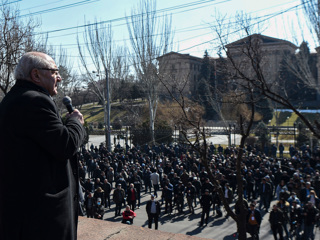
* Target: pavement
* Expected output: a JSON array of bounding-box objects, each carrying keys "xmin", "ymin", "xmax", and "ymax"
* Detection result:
[
  {"xmin": 86, "ymin": 135, "xmax": 320, "ymax": 239},
  {"xmin": 85, "ymin": 188, "xmax": 320, "ymax": 240}
]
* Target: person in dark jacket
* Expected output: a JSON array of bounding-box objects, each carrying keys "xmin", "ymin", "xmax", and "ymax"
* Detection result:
[
  {"xmin": 303, "ymin": 201, "xmax": 319, "ymax": 240},
  {"xmin": 259, "ymin": 178, "xmax": 272, "ymax": 212},
  {"xmin": 84, "ymin": 192, "xmax": 96, "ymax": 218},
  {"xmin": 94, "ymin": 198, "xmax": 104, "ymax": 220},
  {"xmin": 0, "ymin": 52, "xmax": 86, "ymax": 240},
  {"xmin": 247, "ymin": 202, "xmax": 262, "ymax": 240},
  {"xmin": 269, "ymin": 205, "xmax": 284, "ymax": 240},
  {"xmin": 200, "ymin": 189, "xmax": 213, "ymax": 226},
  {"xmin": 146, "ymin": 194, "xmax": 161, "ymax": 230},
  {"xmin": 127, "ymin": 183, "xmax": 137, "ymax": 211},
  {"xmin": 163, "ymin": 179, "xmax": 173, "ymax": 214},
  {"xmin": 102, "ymin": 179, "xmax": 112, "ymax": 209},
  {"xmin": 113, "ymin": 184, "xmax": 125, "ymax": 216},
  {"xmin": 185, "ymin": 182, "xmax": 196, "ymax": 214},
  {"xmin": 289, "ymin": 200, "xmax": 303, "ymax": 238}
]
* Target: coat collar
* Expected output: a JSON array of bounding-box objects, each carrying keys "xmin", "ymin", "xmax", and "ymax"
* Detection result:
[{"xmin": 14, "ymin": 79, "xmax": 51, "ymax": 97}]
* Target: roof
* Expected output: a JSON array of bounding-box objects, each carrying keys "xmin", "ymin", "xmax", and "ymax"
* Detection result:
[
  {"xmin": 157, "ymin": 51, "xmax": 202, "ymax": 62},
  {"xmin": 225, "ymin": 34, "xmax": 297, "ymax": 49}
]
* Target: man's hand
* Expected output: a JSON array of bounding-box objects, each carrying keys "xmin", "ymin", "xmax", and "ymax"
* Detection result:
[{"xmin": 67, "ymin": 109, "xmax": 84, "ymax": 125}]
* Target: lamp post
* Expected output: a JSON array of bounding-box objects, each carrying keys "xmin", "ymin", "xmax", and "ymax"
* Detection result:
[
  {"xmin": 92, "ymin": 70, "xmax": 111, "ymax": 152},
  {"xmin": 233, "ymin": 124, "xmax": 236, "ymax": 146},
  {"xmin": 293, "ymin": 122, "xmax": 296, "ymax": 148},
  {"xmin": 228, "ymin": 124, "xmax": 231, "ymax": 147},
  {"xmin": 174, "ymin": 125, "xmax": 177, "ymax": 144}
]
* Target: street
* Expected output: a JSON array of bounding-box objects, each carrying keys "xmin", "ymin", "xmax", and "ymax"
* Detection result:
[{"xmin": 92, "ymin": 190, "xmax": 319, "ymax": 240}]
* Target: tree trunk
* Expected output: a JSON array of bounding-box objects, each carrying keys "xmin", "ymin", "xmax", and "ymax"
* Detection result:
[{"xmin": 237, "ymin": 214, "xmax": 247, "ymax": 240}]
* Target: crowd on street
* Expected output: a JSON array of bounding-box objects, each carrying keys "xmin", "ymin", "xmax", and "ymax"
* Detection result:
[{"xmin": 78, "ymin": 142, "xmax": 320, "ymax": 239}]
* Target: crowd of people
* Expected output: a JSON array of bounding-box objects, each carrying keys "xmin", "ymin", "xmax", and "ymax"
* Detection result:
[{"xmin": 78, "ymin": 142, "xmax": 320, "ymax": 239}]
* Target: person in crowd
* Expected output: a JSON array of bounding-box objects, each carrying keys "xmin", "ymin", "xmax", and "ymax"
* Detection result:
[
  {"xmin": 300, "ymin": 182, "xmax": 314, "ymax": 204},
  {"xmin": 85, "ymin": 192, "xmax": 96, "ymax": 218},
  {"xmin": 185, "ymin": 182, "xmax": 196, "ymax": 214},
  {"xmin": 174, "ymin": 181, "xmax": 185, "ymax": 213},
  {"xmin": 146, "ymin": 194, "xmax": 161, "ymax": 230},
  {"xmin": 289, "ymin": 200, "xmax": 303, "ymax": 239},
  {"xmin": 94, "ymin": 187, "xmax": 105, "ymax": 207},
  {"xmin": 192, "ymin": 176, "xmax": 202, "ymax": 207},
  {"xmin": 303, "ymin": 201, "xmax": 319, "ymax": 240},
  {"xmin": 276, "ymin": 180, "xmax": 288, "ymax": 201},
  {"xmin": 269, "ymin": 204, "xmax": 285, "ymax": 240},
  {"xmin": 247, "ymin": 202, "xmax": 262, "ymax": 240},
  {"xmin": 200, "ymin": 189, "xmax": 212, "ymax": 227},
  {"xmin": 84, "ymin": 178, "xmax": 95, "ymax": 197},
  {"xmin": 144, "ymin": 168, "xmax": 152, "ymax": 194},
  {"xmin": 94, "ymin": 198, "xmax": 105, "ymax": 220},
  {"xmin": 306, "ymin": 190, "xmax": 320, "ymax": 209},
  {"xmin": 131, "ymin": 171, "xmax": 142, "ymax": 208},
  {"xmin": 122, "ymin": 205, "xmax": 136, "ymax": 225},
  {"xmin": 276, "ymin": 198, "xmax": 290, "ymax": 239},
  {"xmin": 127, "ymin": 183, "xmax": 137, "ymax": 211},
  {"xmin": 259, "ymin": 177, "xmax": 271, "ymax": 212},
  {"xmin": 102, "ymin": 179, "xmax": 112, "ymax": 209},
  {"xmin": 0, "ymin": 52, "xmax": 86, "ymax": 240},
  {"xmin": 163, "ymin": 179, "xmax": 174, "ymax": 215},
  {"xmin": 113, "ymin": 183, "xmax": 125, "ymax": 217},
  {"xmin": 150, "ymin": 170, "xmax": 160, "ymax": 198}
]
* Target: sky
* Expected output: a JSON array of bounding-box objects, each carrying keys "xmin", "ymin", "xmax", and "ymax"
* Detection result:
[{"xmin": 14, "ymin": 0, "xmax": 308, "ymax": 70}]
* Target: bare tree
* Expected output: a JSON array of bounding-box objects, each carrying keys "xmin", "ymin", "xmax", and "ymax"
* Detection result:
[
  {"xmin": 78, "ymin": 20, "xmax": 114, "ymax": 151},
  {"xmin": 110, "ymin": 46, "xmax": 131, "ymax": 102},
  {"xmin": 213, "ymin": 13, "xmax": 320, "ymax": 140},
  {"xmin": 54, "ymin": 46, "xmax": 82, "ymax": 114},
  {"xmin": 0, "ymin": 0, "xmax": 45, "ymax": 97},
  {"xmin": 159, "ymin": 72, "xmax": 256, "ymax": 239},
  {"xmin": 126, "ymin": 0, "xmax": 174, "ymax": 144}
]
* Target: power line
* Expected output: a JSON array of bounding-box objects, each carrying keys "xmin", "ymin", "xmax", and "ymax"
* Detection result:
[
  {"xmin": 19, "ymin": 0, "xmax": 100, "ymax": 18},
  {"xmin": 0, "ymin": 0, "xmax": 22, "ymax": 6},
  {"xmin": 50, "ymin": 2, "xmax": 304, "ymax": 54},
  {"xmin": 33, "ymin": 0, "xmax": 229, "ymax": 36}
]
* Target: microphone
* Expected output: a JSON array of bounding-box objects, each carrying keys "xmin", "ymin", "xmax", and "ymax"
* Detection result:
[{"xmin": 62, "ymin": 96, "xmax": 74, "ymax": 114}]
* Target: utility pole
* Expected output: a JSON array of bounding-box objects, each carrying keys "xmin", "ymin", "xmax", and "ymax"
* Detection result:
[
  {"xmin": 93, "ymin": 70, "xmax": 111, "ymax": 152},
  {"xmin": 105, "ymin": 67, "xmax": 111, "ymax": 152}
]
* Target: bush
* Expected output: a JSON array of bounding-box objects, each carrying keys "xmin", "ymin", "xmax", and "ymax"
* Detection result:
[{"xmin": 98, "ymin": 122, "xmax": 104, "ymax": 129}]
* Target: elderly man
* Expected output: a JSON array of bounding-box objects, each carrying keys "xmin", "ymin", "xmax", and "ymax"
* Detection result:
[
  {"xmin": 0, "ymin": 52, "xmax": 86, "ymax": 240},
  {"xmin": 146, "ymin": 194, "xmax": 161, "ymax": 230}
]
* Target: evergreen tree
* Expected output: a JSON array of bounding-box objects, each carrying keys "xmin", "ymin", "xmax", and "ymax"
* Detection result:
[{"xmin": 198, "ymin": 50, "xmax": 217, "ymax": 120}]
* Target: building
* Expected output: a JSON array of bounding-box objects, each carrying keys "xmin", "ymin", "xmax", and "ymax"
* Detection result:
[
  {"xmin": 157, "ymin": 51, "xmax": 202, "ymax": 99},
  {"xmin": 158, "ymin": 34, "xmax": 319, "ymax": 107}
]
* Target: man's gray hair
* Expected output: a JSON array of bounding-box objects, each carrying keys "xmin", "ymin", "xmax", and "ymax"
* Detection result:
[{"xmin": 14, "ymin": 52, "xmax": 51, "ymax": 80}]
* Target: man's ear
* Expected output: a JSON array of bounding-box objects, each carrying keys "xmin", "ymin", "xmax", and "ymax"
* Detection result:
[{"xmin": 30, "ymin": 68, "xmax": 41, "ymax": 83}]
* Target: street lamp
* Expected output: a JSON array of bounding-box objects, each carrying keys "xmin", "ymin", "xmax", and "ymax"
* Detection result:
[
  {"xmin": 92, "ymin": 70, "xmax": 111, "ymax": 152},
  {"xmin": 233, "ymin": 124, "xmax": 236, "ymax": 146},
  {"xmin": 228, "ymin": 124, "xmax": 231, "ymax": 147},
  {"xmin": 293, "ymin": 122, "xmax": 296, "ymax": 148}
]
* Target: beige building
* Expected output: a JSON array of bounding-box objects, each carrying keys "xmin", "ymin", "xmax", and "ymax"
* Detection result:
[
  {"xmin": 157, "ymin": 51, "xmax": 202, "ymax": 98},
  {"xmin": 158, "ymin": 34, "xmax": 319, "ymax": 106}
]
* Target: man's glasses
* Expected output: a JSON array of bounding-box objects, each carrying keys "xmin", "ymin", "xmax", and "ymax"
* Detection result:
[{"xmin": 38, "ymin": 68, "xmax": 60, "ymax": 76}]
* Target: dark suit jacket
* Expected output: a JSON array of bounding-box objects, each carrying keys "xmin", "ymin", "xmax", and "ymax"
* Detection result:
[
  {"xmin": 146, "ymin": 200, "xmax": 161, "ymax": 216},
  {"xmin": 259, "ymin": 182, "xmax": 271, "ymax": 196},
  {"xmin": 0, "ymin": 80, "xmax": 86, "ymax": 240}
]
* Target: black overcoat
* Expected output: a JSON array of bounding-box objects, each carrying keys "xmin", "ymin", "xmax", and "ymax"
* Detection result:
[{"xmin": 0, "ymin": 80, "xmax": 86, "ymax": 240}]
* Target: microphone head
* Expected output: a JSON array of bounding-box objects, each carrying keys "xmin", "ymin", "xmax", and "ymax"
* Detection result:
[{"xmin": 62, "ymin": 96, "xmax": 72, "ymax": 106}]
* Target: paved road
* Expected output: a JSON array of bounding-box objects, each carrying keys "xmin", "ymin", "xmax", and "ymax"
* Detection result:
[
  {"xmin": 89, "ymin": 189, "xmax": 320, "ymax": 240},
  {"xmin": 86, "ymin": 135, "xmax": 319, "ymax": 239}
]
